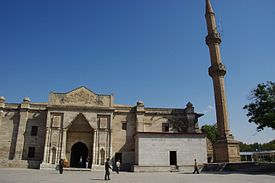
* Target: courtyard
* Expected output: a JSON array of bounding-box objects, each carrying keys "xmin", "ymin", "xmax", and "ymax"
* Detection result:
[{"xmin": 0, "ymin": 168, "xmax": 274, "ymax": 183}]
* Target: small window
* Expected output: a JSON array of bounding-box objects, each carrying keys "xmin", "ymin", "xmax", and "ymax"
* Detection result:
[
  {"xmin": 31, "ymin": 126, "xmax": 38, "ymax": 136},
  {"xmin": 162, "ymin": 123, "xmax": 169, "ymax": 132},
  {"xmin": 100, "ymin": 148, "xmax": 105, "ymax": 165},
  {"xmin": 122, "ymin": 122, "xmax": 127, "ymax": 130},
  {"xmin": 28, "ymin": 147, "xmax": 35, "ymax": 158}
]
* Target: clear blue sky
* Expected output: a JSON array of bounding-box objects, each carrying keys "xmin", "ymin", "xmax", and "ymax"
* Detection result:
[{"xmin": 0, "ymin": 0, "xmax": 274, "ymax": 144}]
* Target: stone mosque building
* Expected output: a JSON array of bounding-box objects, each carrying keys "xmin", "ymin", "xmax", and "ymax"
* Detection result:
[
  {"xmin": 0, "ymin": 87, "xmax": 206, "ymax": 171},
  {"xmin": 0, "ymin": 0, "xmax": 240, "ymax": 172}
]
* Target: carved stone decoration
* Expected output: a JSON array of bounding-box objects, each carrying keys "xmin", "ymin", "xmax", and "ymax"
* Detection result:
[
  {"xmin": 48, "ymin": 87, "xmax": 112, "ymax": 107},
  {"xmin": 96, "ymin": 96, "xmax": 104, "ymax": 106},
  {"xmin": 168, "ymin": 118, "xmax": 188, "ymax": 133},
  {"xmin": 62, "ymin": 89, "xmax": 97, "ymax": 105},
  {"xmin": 52, "ymin": 116, "xmax": 61, "ymax": 128}
]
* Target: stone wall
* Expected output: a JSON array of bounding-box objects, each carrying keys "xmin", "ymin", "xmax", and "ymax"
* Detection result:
[
  {"xmin": 0, "ymin": 102, "xmax": 47, "ymax": 168},
  {"xmin": 0, "ymin": 109, "xmax": 20, "ymax": 160},
  {"xmin": 0, "ymin": 88, "xmax": 205, "ymax": 171},
  {"xmin": 112, "ymin": 111, "xmax": 136, "ymax": 169},
  {"xmin": 135, "ymin": 133, "xmax": 207, "ymax": 167},
  {"xmin": 22, "ymin": 111, "xmax": 47, "ymax": 161}
]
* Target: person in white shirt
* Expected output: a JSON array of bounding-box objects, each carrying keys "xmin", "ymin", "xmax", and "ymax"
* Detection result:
[{"xmin": 115, "ymin": 159, "xmax": 121, "ymax": 174}]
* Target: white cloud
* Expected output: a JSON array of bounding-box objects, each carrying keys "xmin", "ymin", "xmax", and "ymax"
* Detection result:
[{"xmin": 202, "ymin": 104, "xmax": 215, "ymax": 113}]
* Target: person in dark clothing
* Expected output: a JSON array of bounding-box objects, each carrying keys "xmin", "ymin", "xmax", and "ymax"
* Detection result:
[
  {"xmin": 59, "ymin": 159, "xmax": 64, "ymax": 174},
  {"xmin": 193, "ymin": 159, "xmax": 199, "ymax": 174},
  {"xmin": 104, "ymin": 158, "xmax": 112, "ymax": 180}
]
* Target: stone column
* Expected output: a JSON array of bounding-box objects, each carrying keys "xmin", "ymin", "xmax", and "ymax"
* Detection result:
[
  {"xmin": 42, "ymin": 112, "xmax": 54, "ymax": 165},
  {"xmin": 15, "ymin": 97, "xmax": 30, "ymax": 160},
  {"xmin": 108, "ymin": 114, "xmax": 112, "ymax": 159},
  {"xmin": 135, "ymin": 101, "xmax": 145, "ymax": 132},
  {"xmin": 42, "ymin": 127, "xmax": 51, "ymax": 163},
  {"xmin": 92, "ymin": 130, "xmax": 98, "ymax": 165},
  {"xmin": 61, "ymin": 130, "xmax": 67, "ymax": 160},
  {"xmin": 185, "ymin": 102, "xmax": 197, "ymax": 133},
  {"xmin": 56, "ymin": 127, "xmax": 62, "ymax": 163},
  {"xmin": 0, "ymin": 96, "xmax": 5, "ymax": 129}
]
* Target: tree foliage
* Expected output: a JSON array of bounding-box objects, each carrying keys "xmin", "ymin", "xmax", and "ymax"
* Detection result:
[
  {"xmin": 243, "ymin": 81, "xmax": 275, "ymax": 131},
  {"xmin": 201, "ymin": 124, "xmax": 219, "ymax": 143},
  {"xmin": 240, "ymin": 140, "xmax": 275, "ymax": 152}
]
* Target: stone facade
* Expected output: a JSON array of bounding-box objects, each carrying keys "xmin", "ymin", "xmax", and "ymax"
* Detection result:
[
  {"xmin": 0, "ymin": 87, "xmax": 206, "ymax": 171},
  {"xmin": 133, "ymin": 133, "xmax": 207, "ymax": 172}
]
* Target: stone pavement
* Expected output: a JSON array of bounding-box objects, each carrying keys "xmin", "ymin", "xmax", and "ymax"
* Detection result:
[{"xmin": 0, "ymin": 168, "xmax": 274, "ymax": 183}]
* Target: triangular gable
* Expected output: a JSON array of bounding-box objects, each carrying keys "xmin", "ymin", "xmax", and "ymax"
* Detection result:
[
  {"xmin": 65, "ymin": 86, "xmax": 97, "ymax": 96},
  {"xmin": 67, "ymin": 113, "xmax": 94, "ymax": 132},
  {"xmin": 48, "ymin": 86, "xmax": 112, "ymax": 107},
  {"xmin": 63, "ymin": 87, "xmax": 97, "ymax": 104}
]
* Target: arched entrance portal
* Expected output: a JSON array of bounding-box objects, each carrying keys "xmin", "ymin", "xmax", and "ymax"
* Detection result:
[{"xmin": 70, "ymin": 142, "xmax": 88, "ymax": 168}]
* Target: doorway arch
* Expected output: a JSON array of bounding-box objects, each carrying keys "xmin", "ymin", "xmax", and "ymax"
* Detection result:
[{"xmin": 70, "ymin": 142, "xmax": 88, "ymax": 168}]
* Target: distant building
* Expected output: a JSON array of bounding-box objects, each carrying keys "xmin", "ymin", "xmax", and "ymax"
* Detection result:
[
  {"xmin": 240, "ymin": 151, "xmax": 275, "ymax": 162},
  {"xmin": 240, "ymin": 152, "xmax": 254, "ymax": 162},
  {"xmin": 0, "ymin": 87, "xmax": 207, "ymax": 171}
]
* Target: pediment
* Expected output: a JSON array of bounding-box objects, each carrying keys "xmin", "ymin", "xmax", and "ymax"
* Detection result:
[
  {"xmin": 63, "ymin": 87, "xmax": 100, "ymax": 105},
  {"xmin": 48, "ymin": 86, "xmax": 112, "ymax": 107},
  {"xmin": 67, "ymin": 113, "xmax": 94, "ymax": 132}
]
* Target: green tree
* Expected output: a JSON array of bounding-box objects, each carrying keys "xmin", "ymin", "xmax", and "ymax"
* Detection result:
[
  {"xmin": 243, "ymin": 81, "xmax": 275, "ymax": 131},
  {"xmin": 201, "ymin": 124, "xmax": 219, "ymax": 142},
  {"xmin": 240, "ymin": 140, "xmax": 275, "ymax": 152},
  {"xmin": 262, "ymin": 140, "xmax": 275, "ymax": 150},
  {"xmin": 239, "ymin": 142, "xmax": 260, "ymax": 152}
]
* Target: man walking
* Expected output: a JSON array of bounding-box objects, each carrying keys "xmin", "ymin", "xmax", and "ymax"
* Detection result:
[
  {"xmin": 193, "ymin": 159, "xmax": 199, "ymax": 174},
  {"xmin": 104, "ymin": 158, "xmax": 112, "ymax": 180},
  {"xmin": 59, "ymin": 159, "xmax": 64, "ymax": 174}
]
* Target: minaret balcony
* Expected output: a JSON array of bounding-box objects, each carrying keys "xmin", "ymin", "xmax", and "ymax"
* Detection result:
[
  {"xmin": 205, "ymin": 32, "xmax": 221, "ymax": 45},
  {"xmin": 208, "ymin": 63, "xmax": 226, "ymax": 77}
]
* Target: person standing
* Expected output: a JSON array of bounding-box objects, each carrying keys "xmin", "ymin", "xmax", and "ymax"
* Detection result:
[
  {"xmin": 79, "ymin": 156, "xmax": 83, "ymax": 167},
  {"xmin": 115, "ymin": 159, "xmax": 121, "ymax": 174},
  {"xmin": 86, "ymin": 157, "xmax": 89, "ymax": 168},
  {"xmin": 193, "ymin": 159, "xmax": 199, "ymax": 174},
  {"xmin": 59, "ymin": 159, "xmax": 64, "ymax": 174},
  {"xmin": 104, "ymin": 158, "xmax": 112, "ymax": 180}
]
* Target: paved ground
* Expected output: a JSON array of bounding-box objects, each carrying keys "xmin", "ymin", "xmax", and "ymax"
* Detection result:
[{"xmin": 0, "ymin": 168, "xmax": 274, "ymax": 183}]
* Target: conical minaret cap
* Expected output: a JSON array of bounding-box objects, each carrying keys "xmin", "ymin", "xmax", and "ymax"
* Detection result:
[{"xmin": 206, "ymin": 0, "xmax": 214, "ymax": 13}]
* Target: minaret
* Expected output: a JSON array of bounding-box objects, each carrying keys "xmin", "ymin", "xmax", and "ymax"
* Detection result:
[{"xmin": 205, "ymin": 0, "xmax": 240, "ymax": 162}]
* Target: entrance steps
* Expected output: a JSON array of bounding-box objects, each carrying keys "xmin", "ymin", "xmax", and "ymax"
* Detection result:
[
  {"xmin": 64, "ymin": 167, "xmax": 91, "ymax": 171},
  {"xmin": 131, "ymin": 165, "xmax": 194, "ymax": 173},
  {"xmin": 64, "ymin": 165, "xmax": 105, "ymax": 172},
  {"xmin": 40, "ymin": 163, "xmax": 105, "ymax": 171}
]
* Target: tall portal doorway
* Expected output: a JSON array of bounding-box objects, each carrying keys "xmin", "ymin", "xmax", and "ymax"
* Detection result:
[
  {"xmin": 170, "ymin": 151, "xmax": 177, "ymax": 166},
  {"xmin": 70, "ymin": 142, "xmax": 88, "ymax": 168}
]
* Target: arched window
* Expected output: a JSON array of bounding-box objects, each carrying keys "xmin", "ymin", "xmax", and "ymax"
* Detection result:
[
  {"xmin": 51, "ymin": 147, "xmax": 57, "ymax": 164},
  {"xmin": 100, "ymin": 148, "xmax": 105, "ymax": 165}
]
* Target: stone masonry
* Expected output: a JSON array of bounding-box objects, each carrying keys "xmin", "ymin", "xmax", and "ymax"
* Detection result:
[
  {"xmin": 205, "ymin": 0, "xmax": 240, "ymax": 162},
  {"xmin": 0, "ymin": 87, "xmax": 207, "ymax": 171}
]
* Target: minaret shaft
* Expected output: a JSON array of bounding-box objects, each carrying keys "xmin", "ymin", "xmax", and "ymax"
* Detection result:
[
  {"xmin": 212, "ymin": 76, "xmax": 230, "ymax": 138},
  {"xmin": 205, "ymin": 0, "xmax": 240, "ymax": 162},
  {"xmin": 208, "ymin": 44, "xmax": 222, "ymax": 65},
  {"xmin": 205, "ymin": 0, "xmax": 230, "ymax": 138}
]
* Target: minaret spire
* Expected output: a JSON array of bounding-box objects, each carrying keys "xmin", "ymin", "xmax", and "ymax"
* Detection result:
[
  {"xmin": 204, "ymin": 0, "xmax": 240, "ymax": 162},
  {"xmin": 206, "ymin": 0, "xmax": 214, "ymax": 14},
  {"xmin": 205, "ymin": 0, "xmax": 217, "ymax": 36}
]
